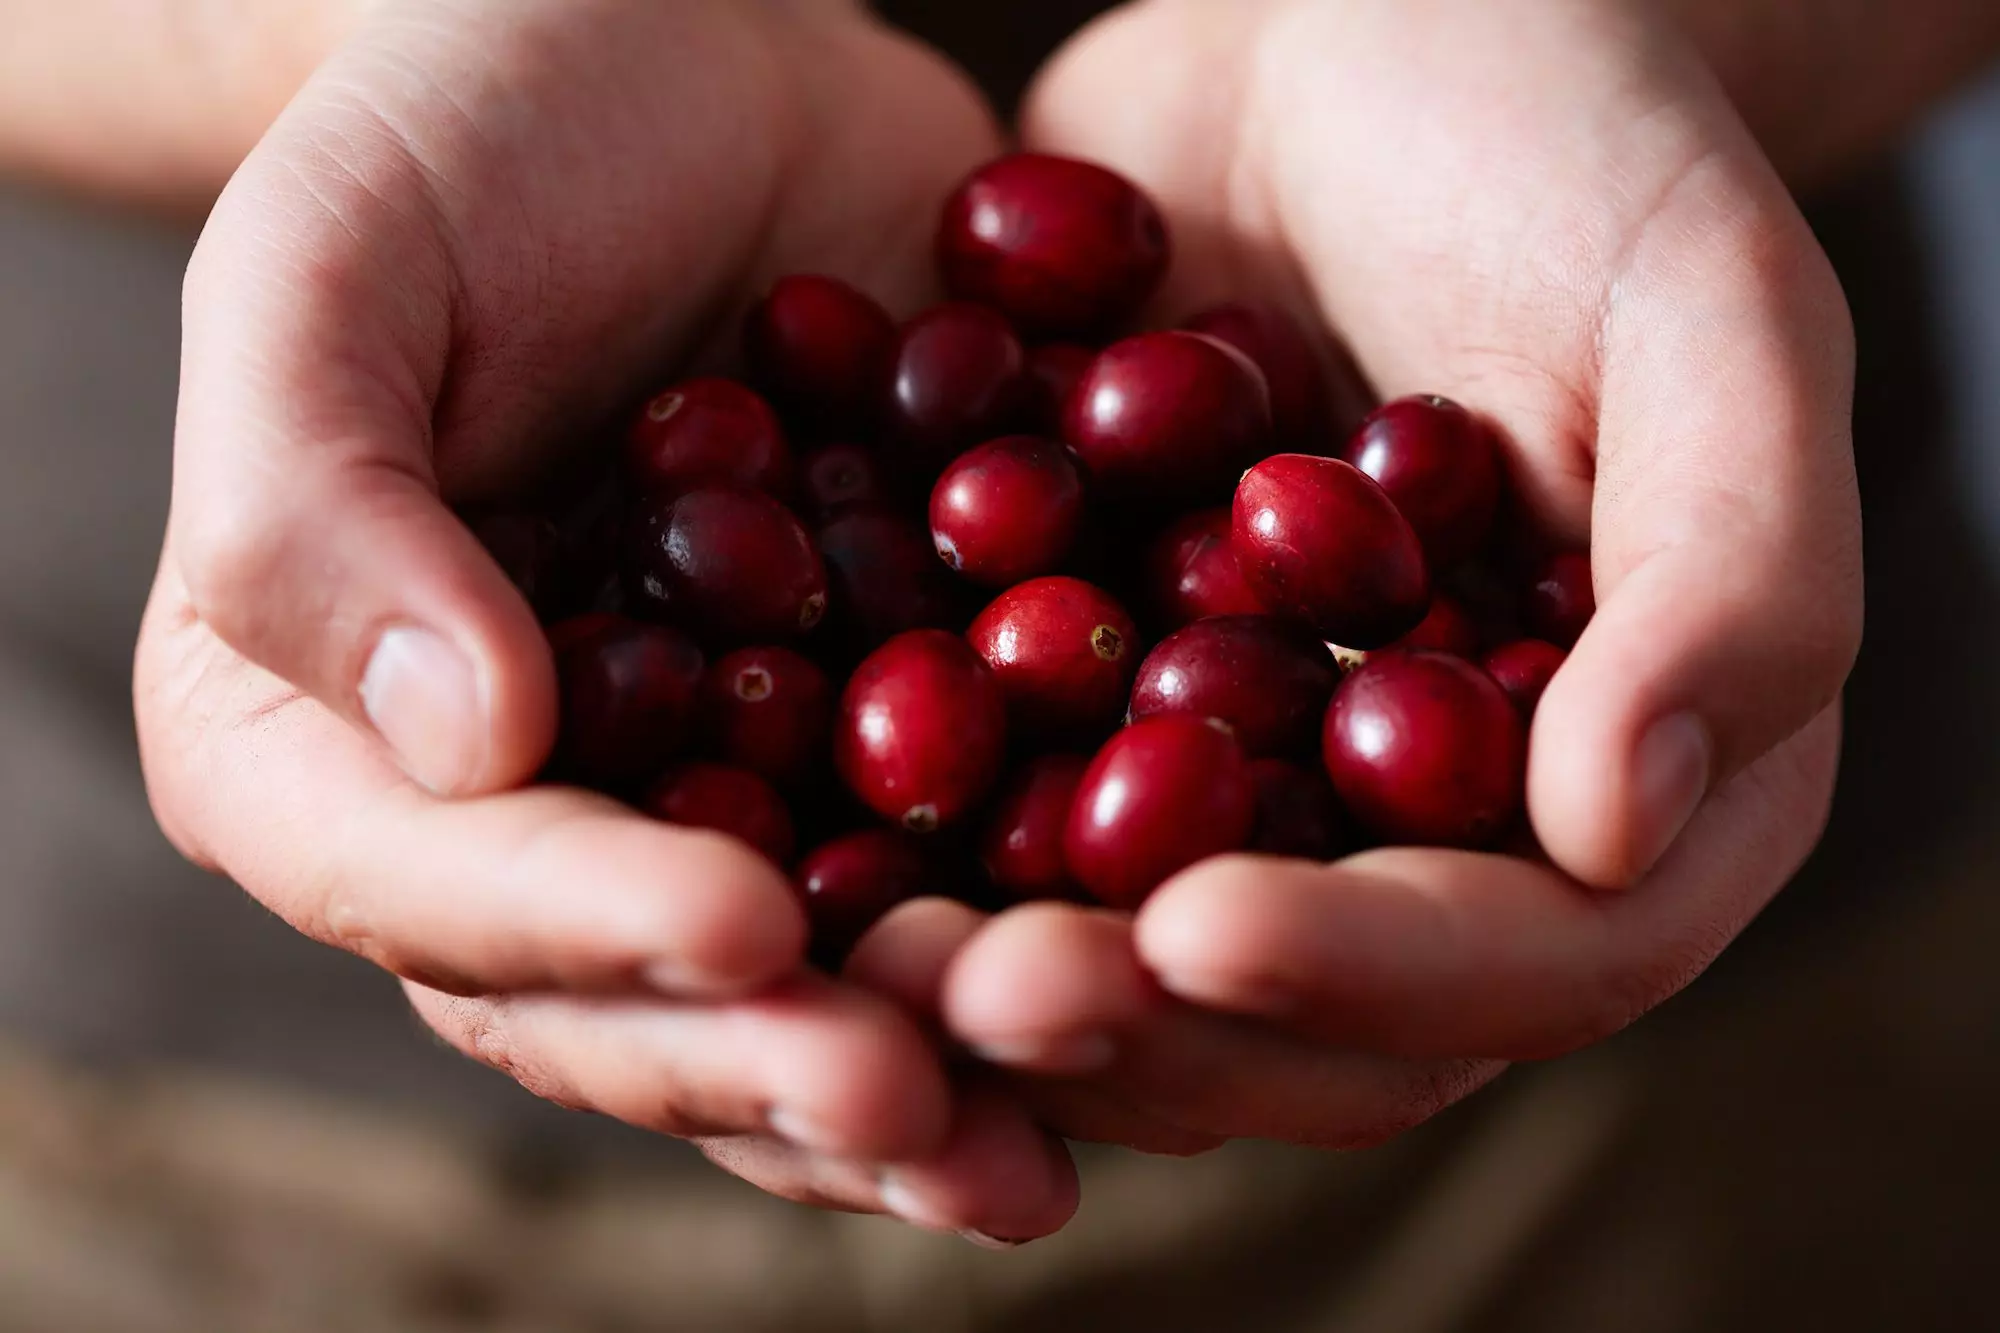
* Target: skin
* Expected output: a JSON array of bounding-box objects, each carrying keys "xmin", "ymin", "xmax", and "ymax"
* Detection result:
[{"xmin": 0, "ymin": 0, "xmax": 1973, "ymax": 1237}]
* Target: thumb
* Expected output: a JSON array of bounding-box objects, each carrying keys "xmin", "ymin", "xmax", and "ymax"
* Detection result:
[{"xmin": 171, "ymin": 126, "xmax": 555, "ymax": 796}]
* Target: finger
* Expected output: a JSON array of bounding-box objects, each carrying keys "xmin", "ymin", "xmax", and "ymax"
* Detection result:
[
  {"xmin": 840, "ymin": 897, "xmax": 989, "ymax": 1037},
  {"xmin": 1004, "ymin": 1077, "xmax": 1226, "ymax": 1159},
  {"xmin": 409, "ymin": 974, "xmax": 952, "ymax": 1163},
  {"xmin": 1136, "ymin": 708, "xmax": 1841, "ymax": 1061},
  {"xmin": 137, "ymin": 622, "xmax": 805, "ymax": 998}
]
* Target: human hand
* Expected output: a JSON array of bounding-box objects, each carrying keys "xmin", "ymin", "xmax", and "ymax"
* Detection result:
[
  {"xmin": 136, "ymin": 0, "xmax": 1079, "ymax": 1241},
  {"xmin": 923, "ymin": 0, "xmax": 1862, "ymax": 1147}
]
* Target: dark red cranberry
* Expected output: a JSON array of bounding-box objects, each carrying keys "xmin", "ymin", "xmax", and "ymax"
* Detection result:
[
  {"xmin": 1128, "ymin": 616, "xmax": 1338, "ymax": 759},
  {"xmin": 545, "ymin": 475, "xmax": 628, "ymax": 618},
  {"xmin": 699, "ymin": 647, "xmax": 834, "ymax": 788},
  {"xmin": 1389, "ymin": 593, "xmax": 1480, "ymax": 657},
  {"xmin": 1065, "ymin": 331, "xmax": 1272, "ymax": 505},
  {"xmin": 550, "ymin": 615, "xmax": 704, "ymax": 787},
  {"xmin": 624, "ymin": 378, "xmax": 793, "ymax": 498},
  {"xmin": 624, "ymin": 486, "xmax": 827, "ymax": 644},
  {"xmin": 966, "ymin": 577, "xmax": 1139, "ymax": 738},
  {"xmin": 1322, "ymin": 650, "xmax": 1525, "ymax": 849},
  {"xmin": 744, "ymin": 274, "xmax": 896, "ymax": 432},
  {"xmin": 1483, "ymin": 639, "xmax": 1567, "ymax": 717},
  {"xmin": 1346, "ymin": 396, "xmax": 1501, "ymax": 569},
  {"xmin": 929, "ymin": 436, "xmax": 1084, "ymax": 587},
  {"xmin": 1183, "ymin": 302, "xmax": 1341, "ymax": 449},
  {"xmin": 799, "ymin": 443, "xmax": 891, "ymax": 518},
  {"xmin": 980, "ymin": 755, "xmax": 1089, "ymax": 902},
  {"xmin": 817, "ymin": 505, "xmax": 965, "ymax": 652},
  {"xmin": 1233, "ymin": 454, "xmax": 1431, "ymax": 648},
  {"xmin": 795, "ymin": 829, "xmax": 932, "ymax": 958},
  {"xmin": 1021, "ymin": 343, "xmax": 1097, "ymax": 434},
  {"xmin": 1249, "ymin": 759, "xmax": 1348, "ymax": 861},
  {"xmin": 1143, "ymin": 508, "xmax": 1266, "ymax": 630},
  {"xmin": 1522, "ymin": 551, "xmax": 1595, "ymax": 648},
  {"xmin": 835, "ymin": 630, "xmax": 1007, "ymax": 832},
  {"xmin": 642, "ymin": 763, "xmax": 796, "ymax": 866},
  {"xmin": 475, "ymin": 512, "xmax": 563, "ymax": 617},
  {"xmin": 882, "ymin": 303, "xmax": 1025, "ymax": 465},
  {"xmin": 1064, "ymin": 716, "xmax": 1256, "ymax": 908},
  {"xmin": 937, "ymin": 153, "xmax": 1170, "ymax": 337}
]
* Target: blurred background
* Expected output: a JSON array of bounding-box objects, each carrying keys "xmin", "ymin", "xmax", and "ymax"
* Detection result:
[{"xmin": 1, "ymin": 4, "xmax": 1997, "ymax": 1330}]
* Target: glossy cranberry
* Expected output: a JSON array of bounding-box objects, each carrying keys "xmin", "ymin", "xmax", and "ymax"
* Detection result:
[
  {"xmin": 1522, "ymin": 551, "xmax": 1596, "ymax": 648},
  {"xmin": 1322, "ymin": 650, "xmax": 1526, "ymax": 848},
  {"xmin": 744, "ymin": 274, "xmax": 896, "ymax": 432},
  {"xmin": 799, "ymin": 443, "xmax": 891, "ymax": 518},
  {"xmin": 817, "ymin": 505, "xmax": 965, "ymax": 651},
  {"xmin": 1021, "ymin": 343, "xmax": 1097, "ymax": 434},
  {"xmin": 699, "ymin": 647, "xmax": 834, "ymax": 788},
  {"xmin": 1250, "ymin": 759, "xmax": 1348, "ymax": 861},
  {"xmin": 1233, "ymin": 454, "xmax": 1432, "ymax": 648},
  {"xmin": 624, "ymin": 486, "xmax": 827, "ymax": 644},
  {"xmin": 937, "ymin": 153, "xmax": 1170, "ymax": 337},
  {"xmin": 967, "ymin": 577, "xmax": 1139, "ymax": 738},
  {"xmin": 980, "ymin": 755, "xmax": 1088, "ymax": 902},
  {"xmin": 1064, "ymin": 716, "xmax": 1256, "ymax": 908},
  {"xmin": 1183, "ymin": 302, "xmax": 1342, "ymax": 450},
  {"xmin": 1483, "ymin": 639, "xmax": 1568, "ymax": 717},
  {"xmin": 1128, "ymin": 616, "xmax": 1338, "ymax": 759},
  {"xmin": 883, "ymin": 303, "xmax": 1025, "ymax": 464},
  {"xmin": 1143, "ymin": 508, "xmax": 1266, "ymax": 630},
  {"xmin": 1065, "ymin": 331, "xmax": 1272, "ymax": 505},
  {"xmin": 550, "ymin": 615, "xmax": 704, "ymax": 787},
  {"xmin": 1389, "ymin": 593, "xmax": 1480, "ymax": 657},
  {"xmin": 642, "ymin": 763, "xmax": 796, "ymax": 867},
  {"xmin": 929, "ymin": 436, "xmax": 1083, "ymax": 587},
  {"xmin": 624, "ymin": 378, "xmax": 793, "ymax": 498},
  {"xmin": 475, "ymin": 512, "xmax": 563, "ymax": 617},
  {"xmin": 836, "ymin": 630, "xmax": 1007, "ymax": 832},
  {"xmin": 1346, "ymin": 396, "xmax": 1501, "ymax": 569},
  {"xmin": 795, "ymin": 829, "xmax": 932, "ymax": 957}
]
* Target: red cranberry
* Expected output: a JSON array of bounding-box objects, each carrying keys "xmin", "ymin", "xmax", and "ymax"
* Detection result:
[
  {"xmin": 1143, "ymin": 509, "xmax": 1266, "ymax": 630},
  {"xmin": 966, "ymin": 577, "xmax": 1139, "ymax": 738},
  {"xmin": 1064, "ymin": 715, "xmax": 1256, "ymax": 908},
  {"xmin": 882, "ymin": 303, "xmax": 1024, "ymax": 464},
  {"xmin": 1483, "ymin": 639, "xmax": 1567, "ymax": 717},
  {"xmin": 1065, "ymin": 331, "xmax": 1272, "ymax": 505},
  {"xmin": 475, "ymin": 512, "xmax": 563, "ymax": 617},
  {"xmin": 1322, "ymin": 650, "xmax": 1525, "ymax": 849},
  {"xmin": 550, "ymin": 615, "xmax": 704, "ymax": 787},
  {"xmin": 1389, "ymin": 593, "xmax": 1480, "ymax": 657},
  {"xmin": 937, "ymin": 153, "xmax": 1170, "ymax": 337},
  {"xmin": 624, "ymin": 378, "xmax": 793, "ymax": 498},
  {"xmin": 699, "ymin": 647, "xmax": 834, "ymax": 788},
  {"xmin": 1522, "ymin": 551, "xmax": 1596, "ymax": 648},
  {"xmin": 1128, "ymin": 616, "xmax": 1338, "ymax": 759},
  {"xmin": 929, "ymin": 436, "xmax": 1084, "ymax": 587},
  {"xmin": 625, "ymin": 486, "xmax": 827, "ymax": 644},
  {"xmin": 817, "ymin": 506, "xmax": 965, "ymax": 651},
  {"xmin": 795, "ymin": 829, "xmax": 931, "ymax": 957},
  {"xmin": 1021, "ymin": 343, "xmax": 1097, "ymax": 434},
  {"xmin": 980, "ymin": 755, "xmax": 1089, "ymax": 902},
  {"xmin": 1233, "ymin": 454, "xmax": 1432, "ymax": 648},
  {"xmin": 799, "ymin": 443, "xmax": 892, "ymax": 518},
  {"xmin": 744, "ymin": 274, "xmax": 895, "ymax": 432},
  {"xmin": 1183, "ymin": 302, "xmax": 1340, "ymax": 449},
  {"xmin": 642, "ymin": 763, "xmax": 796, "ymax": 867},
  {"xmin": 1250, "ymin": 759, "xmax": 1348, "ymax": 861},
  {"xmin": 836, "ymin": 630, "xmax": 1007, "ymax": 832},
  {"xmin": 1346, "ymin": 396, "xmax": 1501, "ymax": 569}
]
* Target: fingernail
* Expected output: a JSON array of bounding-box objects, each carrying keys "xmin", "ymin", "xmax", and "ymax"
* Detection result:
[
  {"xmin": 361, "ymin": 626, "xmax": 486, "ymax": 795},
  {"xmin": 958, "ymin": 1230, "xmax": 1026, "ymax": 1251},
  {"xmin": 643, "ymin": 959, "xmax": 755, "ymax": 1000},
  {"xmin": 970, "ymin": 1033, "xmax": 1115, "ymax": 1075},
  {"xmin": 877, "ymin": 1171, "xmax": 957, "ymax": 1232},
  {"xmin": 1632, "ymin": 712, "xmax": 1712, "ymax": 881},
  {"xmin": 767, "ymin": 1107, "xmax": 848, "ymax": 1156}
]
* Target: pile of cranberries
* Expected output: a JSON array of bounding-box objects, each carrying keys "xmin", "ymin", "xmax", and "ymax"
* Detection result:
[{"xmin": 477, "ymin": 153, "xmax": 1593, "ymax": 959}]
